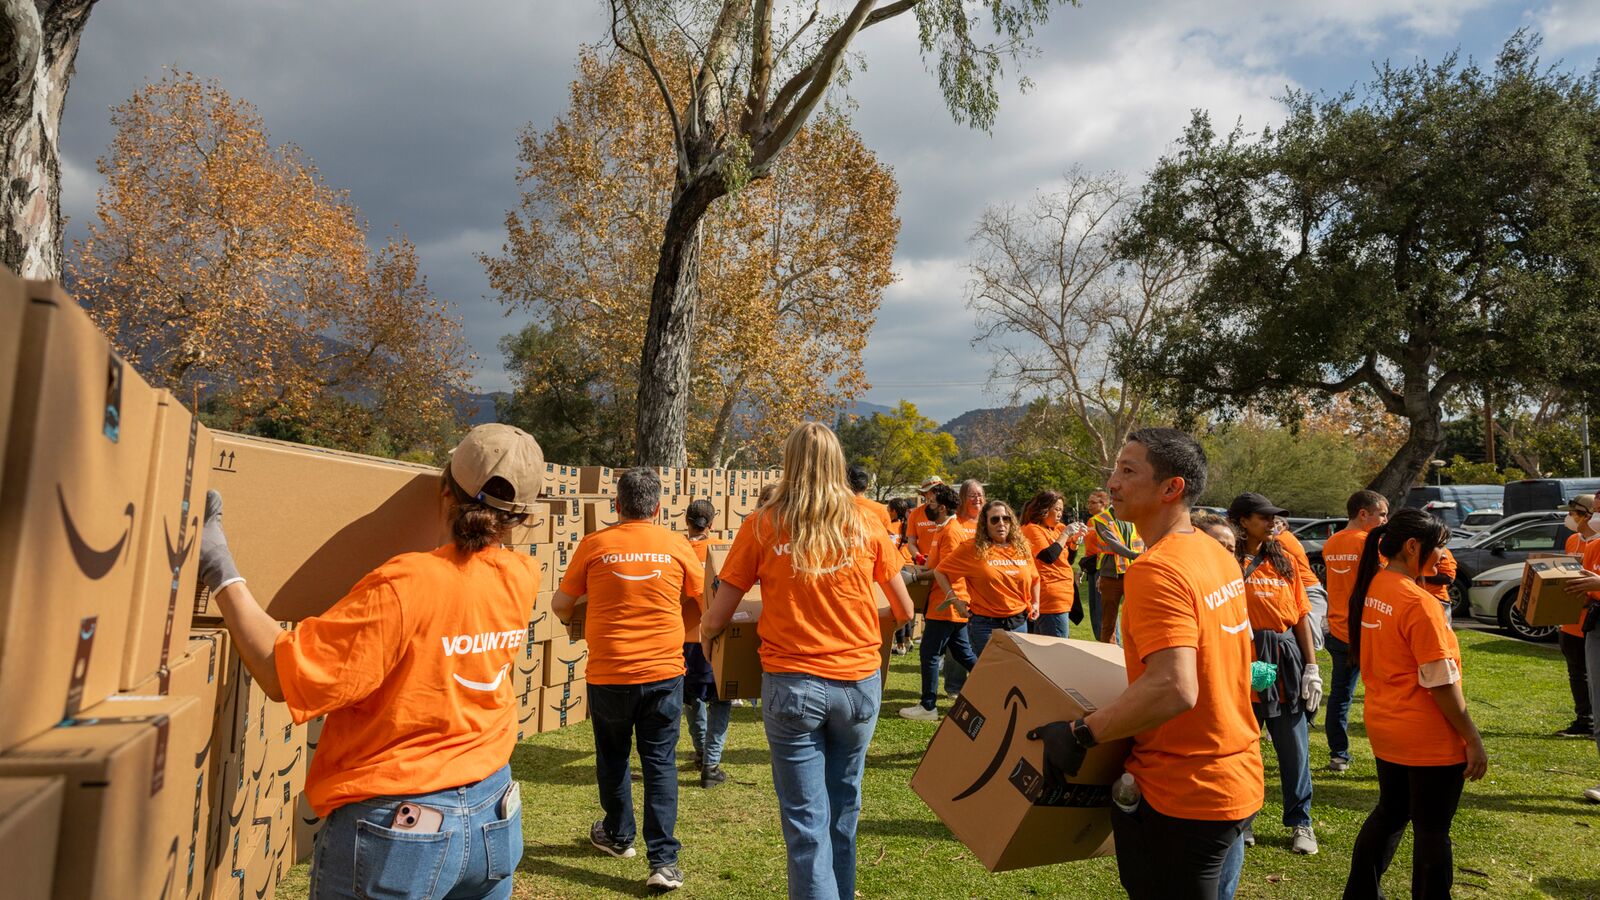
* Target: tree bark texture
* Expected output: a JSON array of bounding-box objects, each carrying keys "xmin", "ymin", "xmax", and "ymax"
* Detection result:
[
  {"xmin": 1366, "ymin": 374, "xmax": 1448, "ymax": 505},
  {"xmin": 635, "ymin": 178, "xmax": 718, "ymax": 466},
  {"xmin": 0, "ymin": 0, "xmax": 95, "ymax": 278}
]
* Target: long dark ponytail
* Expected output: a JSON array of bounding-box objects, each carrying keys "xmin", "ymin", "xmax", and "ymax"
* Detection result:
[{"xmin": 1348, "ymin": 507, "xmax": 1450, "ymax": 658}]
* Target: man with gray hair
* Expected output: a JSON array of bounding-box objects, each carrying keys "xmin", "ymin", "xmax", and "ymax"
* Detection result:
[{"xmin": 554, "ymin": 467, "xmax": 704, "ymax": 893}]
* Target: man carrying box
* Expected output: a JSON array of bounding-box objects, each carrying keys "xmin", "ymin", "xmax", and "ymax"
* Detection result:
[
  {"xmin": 553, "ymin": 467, "xmax": 704, "ymax": 894},
  {"xmin": 1562, "ymin": 528, "xmax": 1600, "ymax": 804},
  {"xmin": 1028, "ymin": 428, "xmax": 1262, "ymax": 899}
]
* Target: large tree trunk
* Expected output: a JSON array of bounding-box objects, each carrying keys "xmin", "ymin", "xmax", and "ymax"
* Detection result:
[
  {"xmin": 0, "ymin": 0, "xmax": 95, "ymax": 278},
  {"xmin": 1366, "ymin": 375, "xmax": 1448, "ymax": 505},
  {"xmin": 635, "ymin": 175, "xmax": 721, "ymax": 466}
]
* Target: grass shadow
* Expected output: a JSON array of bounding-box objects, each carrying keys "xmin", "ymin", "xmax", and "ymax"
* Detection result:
[
  {"xmin": 1466, "ymin": 637, "xmax": 1560, "ymax": 658},
  {"xmin": 510, "ymin": 742, "xmax": 594, "ymax": 787},
  {"xmin": 517, "ymin": 843, "xmax": 643, "ymax": 896},
  {"xmin": 1537, "ymin": 875, "xmax": 1600, "ymax": 898},
  {"xmin": 857, "ymin": 817, "xmax": 957, "ymax": 840}
]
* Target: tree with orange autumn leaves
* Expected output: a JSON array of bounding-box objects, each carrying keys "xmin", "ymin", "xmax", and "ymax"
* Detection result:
[
  {"xmin": 483, "ymin": 49, "xmax": 898, "ymax": 466},
  {"xmin": 72, "ymin": 71, "xmax": 471, "ymax": 457}
]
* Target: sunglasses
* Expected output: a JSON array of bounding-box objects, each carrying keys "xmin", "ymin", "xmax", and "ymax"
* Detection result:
[{"xmin": 987, "ymin": 514, "xmax": 1014, "ymax": 525}]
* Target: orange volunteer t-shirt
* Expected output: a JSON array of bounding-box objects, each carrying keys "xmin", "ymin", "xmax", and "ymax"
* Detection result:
[
  {"xmin": 855, "ymin": 495, "xmax": 893, "ymax": 532},
  {"xmin": 1355, "ymin": 569, "xmax": 1466, "ymax": 766},
  {"xmin": 718, "ymin": 507, "xmax": 897, "ymax": 681},
  {"xmin": 1562, "ymin": 534, "xmax": 1594, "ymax": 637},
  {"xmin": 1321, "ymin": 527, "xmax": 1371, "ymax": 643},
  {"xmin": 1420, "ymin": 547, "xmax": 1457, "ymax": 603},
  {"xmin": 907, "ymin": 504, "xmax": 941, "ymax": 556},
  {"xmin": 275, "ymin": 545, "xmax": 539, "ymax": 816},
  {"xmin": 1021, "ymin": 523, "xmax": 1077, "ymax": 614},
  {"xmin": 925, "ymin": 516, "xmax": 978, "ymax": 623},
  {"xmin": 935, "ymin": 540, "xmax": 1040, "ymax": 619},
  {"xmin": 558, "ymin": 521, "xmax": 704, "ymax": 685},
  {"xmin": 1241, "ymin": 550, "xmax": 1310, "ymax": 634},
  {"xmin": 1277, "ymin": 530, "xmax": 1322, "ymax": 592},
  {"xmin": 684, "ymin": 537, "xmax": 711, "ymax": 636},
  {"xmin": 1121, "ymin": 530, "xmax": 1264, "ymax": 822}
]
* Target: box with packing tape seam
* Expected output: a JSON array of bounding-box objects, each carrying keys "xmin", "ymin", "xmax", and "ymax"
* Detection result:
[{"xmin": 0, "ymin": 775, "xmax": 64, "ymax": 900}]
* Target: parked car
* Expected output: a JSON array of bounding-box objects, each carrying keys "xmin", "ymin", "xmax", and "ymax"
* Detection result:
[
  {"xmin": 1450, "ymin": 516, "xmax": 1575, "ymax": 615},
  {"xmin": 1449, "ymin": 509, "xmax": 1565, "ymax": 550},
  {"xmin": 1465, "ymin": 562, "xmax": 1558, "ymax": 642},
  {"xmin": 1457, "ymin": 507, "xmax": 1504, "ymax": 533},
  {"xmin": 1291, "ymin": 517, "xmax": 1346, "ymax": 543}
]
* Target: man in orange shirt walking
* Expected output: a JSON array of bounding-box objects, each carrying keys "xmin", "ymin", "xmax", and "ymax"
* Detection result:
[
  {"xmin": 554, "ymin": 468, "xmax": 705, "ymax": 893},
  {"xmin": 1030, "ymin": 428, "xmax": 1262, "ymax": 898},
  {"xmin": 1321, "ymin": 491, "xmax": 1390, "ymax": 773}
]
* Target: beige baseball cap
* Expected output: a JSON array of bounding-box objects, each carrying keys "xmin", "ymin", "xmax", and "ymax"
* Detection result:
[
  {"xmin": 1570, "ymin": 494, "xmax": 1595, "ymax": 515},
  {"xmin": 919, "ymin": 476, "xmax": 946, "ymax": 492},
  {"xmin": 448, "ymin": 423, "xmax": 544, "ymax": 513}
]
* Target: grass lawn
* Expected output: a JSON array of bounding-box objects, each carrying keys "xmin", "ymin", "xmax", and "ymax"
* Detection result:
[{"xmin": 281, "ymin": 627, "xmax": 1600, "ymax": 899}]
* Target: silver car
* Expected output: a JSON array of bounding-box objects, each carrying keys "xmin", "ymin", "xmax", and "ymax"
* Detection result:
[{"xmin": 1465, "ymin": 561, "xmax": 1558, "ymax": 642}]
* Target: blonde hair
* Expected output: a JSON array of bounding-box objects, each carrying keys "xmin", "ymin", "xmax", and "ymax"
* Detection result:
[
  {"xmin": 758, "ymin": 422, "xmax": 870, "ymax": 579},
  {"xmin": 975, "ymin": 500, "xmax": 1029, "ymax": 559}
]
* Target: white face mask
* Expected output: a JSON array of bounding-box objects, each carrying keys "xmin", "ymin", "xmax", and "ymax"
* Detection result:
[{"xmin": 1566, "ymin": 513, "xmax": 1591, "ymax": 534}]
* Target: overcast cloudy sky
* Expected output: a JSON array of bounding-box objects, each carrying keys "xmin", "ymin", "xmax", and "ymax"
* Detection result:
[{"xmin": 58, "ymin": 0, "xmax": 1600, "ymax": 423}]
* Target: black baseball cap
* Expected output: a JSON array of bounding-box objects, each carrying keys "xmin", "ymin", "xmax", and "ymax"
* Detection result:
[{"xmin": 1228, "ymin": 492, "xmax": 1288, "ymax": 520}]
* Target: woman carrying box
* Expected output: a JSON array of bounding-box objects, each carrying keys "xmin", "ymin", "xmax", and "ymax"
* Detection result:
[
  {"xmin": 197, "ymin": 424, "xmax": 544, "ymax": 900},
  {"xmin": 700, "ymin": 422, "xmax": 914, "ymax": 900}
]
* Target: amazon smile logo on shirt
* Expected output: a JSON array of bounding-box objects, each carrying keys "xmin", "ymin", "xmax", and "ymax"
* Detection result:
[
  {"xmin": 453, "ymin": 663, "xmax": 510, "ymax": 692},
  {"xmin": 612, "ymin": 570, "xmax": 662, "ymax": 581}
]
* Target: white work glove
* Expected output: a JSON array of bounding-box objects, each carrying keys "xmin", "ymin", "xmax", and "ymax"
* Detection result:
[
  {"xmin": 1301, "ymin": 662, "xmax": 1324, "ymax": 714},
  {"xmin": 199, "ymin": 490, "xmax": 245, "ymax": 593}
]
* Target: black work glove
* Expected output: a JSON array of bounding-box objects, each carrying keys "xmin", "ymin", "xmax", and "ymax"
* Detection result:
[
  {"xmin": 1026, "ymin": 720, "xmax": 1089, "ymax": 790},
  {"xmin": 1583, "ymin": 602, "xmax": 1600, "ymax": 635}
]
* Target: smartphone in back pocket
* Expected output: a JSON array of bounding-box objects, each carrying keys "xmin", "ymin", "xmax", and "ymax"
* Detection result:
[{"xmin": 391, "ymin": 802, "xmax": 444, "ymax": 834}]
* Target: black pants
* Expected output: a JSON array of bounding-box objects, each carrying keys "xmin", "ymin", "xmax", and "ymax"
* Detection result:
[
  {"xmin": 1559, "ymin": 631, "xmax": 1593, "ymax": 723},
  {"xmin": 1111, "ymin": 801, "xmax": 1251, "ymax": 900},
  {"xmin": 589, "ymin": 675, "xmax": 684, "ymax": 867},
  {"xmin": 1343, "ymin": 758, "xmax": 1466, "ymax": 900}
]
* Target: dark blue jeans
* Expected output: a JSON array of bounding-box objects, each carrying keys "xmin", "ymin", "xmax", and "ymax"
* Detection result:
[
  {"xmin": 919, "ymin": 619, "xmax": 977, "ymax": 709},
  {"xmin": 968, "ymin": 613, "xmax": 1028, "ymax": 660},
  {"xmin": 1326, "ymin": 635, "xmax": 1361, "ymax": 763},
  {"xmin": 1029, "ymin": 612, "xmax": 1070, "ymax": 639},
  {"xmin": 589, "ymin": 675, "xmax": 683, "ymax": 867}
]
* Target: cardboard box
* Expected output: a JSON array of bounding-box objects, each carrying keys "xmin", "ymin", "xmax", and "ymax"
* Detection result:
[
  {"xmin": 910, "ymin": 632, "xmax": 1131, "ymax": 871},
  {"xmin": 540, "ymin": 462, "xmax": 581, "ymax": 497},
  {"xmin": 540, "ymin": 679, "xmax": 588, "ymax": 731},
  {"xmin": 529, "ymin": 594, "xmax": 558, "ymax": 643},
  {"xmin": 505, "ymin": 504, "xmax": 552, "ymax": 545},
  {"xmin": 583, "ymin": 498, "xmax": 618, "ymax": 534},
  {"xmin": 1517, "ymin": 556, "xmax": 1590, "ymax": 625},
  {"xmin": 0, "ymin": 775, "xmax": 64, "ymax": 900},
  {"xmin": 0, "ymin": 693, "xmax": 209, "ymax": 898},
  {"xmin": 291, "ymin": 716, "xmax": 325, "ymax": 864},
  {"xmin": 0, "ymin": 267, "xmax": 25, "ymax": 484},
  {"xmin": 195, "ymin": 432, "xmax": 448, "ymax": 621},
  {"xmin": 516, "ymin": 686, "xmax": 542, "ymax": 740},
  {"xmin": 907, "ymin": 570, "xmax": 934, "ymax": 615},
  {"xmin": 0, "ymin": 279, "xmax": 160, "ymax": 750},
  {"xmin": 578, "ymin": 466, "xmax": 615, "ymax": 495},
  {"xmin": 124, "ymin": 394, "xmax": 214, "ymax": 690},
  {"xmin": 706, "ymin": 592, "xmax": 765, "ymax": 700},
  {"xmin": 517, "ymin": 635, "xmax": 548, "ymax": 699},
  {"xmin": 543, "ymin": 633, "xmax": 590, "ymax": 687}
]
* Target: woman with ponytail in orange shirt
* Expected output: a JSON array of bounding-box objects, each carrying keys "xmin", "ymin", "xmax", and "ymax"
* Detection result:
[{"xmin": 1342, "ymin": 508, "xmax": 1488, "ymax": 900}]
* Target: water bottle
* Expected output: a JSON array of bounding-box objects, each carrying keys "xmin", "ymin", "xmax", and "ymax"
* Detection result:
[{"xmin": 1111, "ymin": 772, "xmax": 1140, "ymax": 813}]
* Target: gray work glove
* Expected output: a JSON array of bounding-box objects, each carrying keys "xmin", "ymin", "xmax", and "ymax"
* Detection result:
[{"xmin": 199, "ymin": 490, "xmax": 245, "ymax": 592}]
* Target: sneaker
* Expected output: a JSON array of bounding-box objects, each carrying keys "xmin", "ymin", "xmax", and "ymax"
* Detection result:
[
  {"xmin": 898, "ymin": 705, "xmax": 939, "ymax": 722},
  {"xmin": 1556, "ymin": 719, "xmax": 1594, "ymax": 738},
  {"xmin": 891, "ymin": 645, "xmax": 907, "ymax": 656},
  {"xmin": 1241, "ymin": 824, "xmax": 1256, "ymax": 847},
  {"xmin": 1585, "ymin": 785, "xmax": 1600, "ymax": 803},
  {"xmin": 590, "ymin": 820, "xmax": 636, "ymax": 859},
  {"xmin": 701, "ymin": 765, "xmax": 728, "ymax": 789},
  {"xmin": 646, "ymin": 865, "xmax": 685, "ymax": 892},
  {"xmin": 1328, "ymin": 757, "xmax": 1350, "ymax": 773},
  {"xmin": 1291, "ymin": 825, "xmax": 1319, "ymax": 855}
]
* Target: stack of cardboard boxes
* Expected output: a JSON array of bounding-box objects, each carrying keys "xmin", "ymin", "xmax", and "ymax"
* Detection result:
[{"xmin": 0, "ymin": 268, "xmax": 817, "ymax": 896}]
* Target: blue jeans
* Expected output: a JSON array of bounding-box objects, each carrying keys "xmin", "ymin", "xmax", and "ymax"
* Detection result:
[
  {"xmin": 1029, "ymin": 612, "xmax": 1070, "ymax": 639},
  {"xmin": 310, "ymin": 764, "xmax": 521, "ymax": 900},
  {"xmin": 1218, "ymin": 816, "xmax": 1251, "ymax": 898},
  {"xmin": 919, "ymin": 619, "xmax": 978, "ymax": 709},
  {"xmin": 686, "ymin": 694, "xmax": 732, "ymax": 768},
  {"xmin": 589, "ymin": 676, "xmax": 683, "ymax": 867},
  {"xmin": 762, "ymin": 671, "xmax": 880, "ymax": 900},
  {"xmin": 968, "ymin": 613, "xmax": 1027, "ymax": 660},
  {"xmin": 1326, "ymin": 635, "xmax": 1361, "ymax": 763},
  {"xmin": 1264, "ymin": 709, "xmax": 1313, "ymax": 827}
]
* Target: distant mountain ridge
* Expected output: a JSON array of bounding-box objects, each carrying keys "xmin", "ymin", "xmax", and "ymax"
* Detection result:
[{"xmin": 939, "ymin": 406, "xmax": 1026, "ymax": 451}]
